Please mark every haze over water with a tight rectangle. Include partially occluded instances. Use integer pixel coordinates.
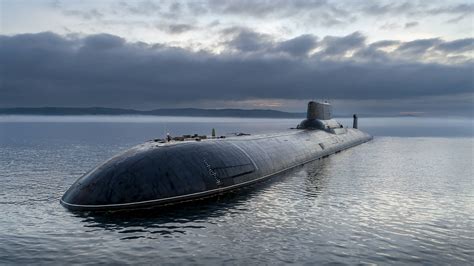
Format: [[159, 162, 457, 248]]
[[0, 116, 472, 264]]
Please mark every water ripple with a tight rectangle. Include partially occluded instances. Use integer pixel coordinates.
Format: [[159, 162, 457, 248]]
[[0, 124, 473, 264]]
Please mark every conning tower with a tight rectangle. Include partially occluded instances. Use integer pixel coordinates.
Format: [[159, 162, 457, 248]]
[[297, 101, 345, 134]]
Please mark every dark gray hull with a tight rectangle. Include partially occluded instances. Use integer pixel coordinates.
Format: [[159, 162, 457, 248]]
[[61, 128, 372, 211]]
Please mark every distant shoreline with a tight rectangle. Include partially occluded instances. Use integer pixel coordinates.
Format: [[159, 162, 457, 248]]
[[0, 107, 462, 118], [0, 107, 306, 118]]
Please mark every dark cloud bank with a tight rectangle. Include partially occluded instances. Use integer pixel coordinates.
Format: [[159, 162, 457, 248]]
[[0, 31, 473, 115]]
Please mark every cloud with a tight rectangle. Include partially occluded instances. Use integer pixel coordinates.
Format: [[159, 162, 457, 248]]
[[157, 23, 196, 34], [206, 0, 329, 17], [82, 33, 125, 49], [395, 38, 442, 56], [222, 28, 318, 56], [436, 38, 474, 53], [223, 28, 273, 52], [369, 40, 401, 49], [379, 23, 401, 30], [116, 1, 161, 16], [428, 3, 474, 15], [273, 34, 318, 56], [0, 32, 472, 112], [204, 1, 472, 25], [62, 9, 104, 20], [206, 0, 355, 27], [362, 2, 414, 15], [405, 21, 419, 28], [318, 32, 365, 56], [429, 3, 474, 23]]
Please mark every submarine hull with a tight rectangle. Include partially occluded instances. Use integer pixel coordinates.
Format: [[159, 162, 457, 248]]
[[61, 128, 372, 211]]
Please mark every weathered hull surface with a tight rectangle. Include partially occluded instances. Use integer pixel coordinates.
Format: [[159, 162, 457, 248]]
[[61, 129, 372, 211]]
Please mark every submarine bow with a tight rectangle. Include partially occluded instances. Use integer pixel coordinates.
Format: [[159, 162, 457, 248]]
[[61, 141, 257, 210]]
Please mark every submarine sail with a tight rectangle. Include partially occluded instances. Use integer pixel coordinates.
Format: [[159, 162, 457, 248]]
[[61, 101, 372, 211]]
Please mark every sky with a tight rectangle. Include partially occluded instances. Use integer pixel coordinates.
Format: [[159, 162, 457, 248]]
[[0, 0, 473, 115]]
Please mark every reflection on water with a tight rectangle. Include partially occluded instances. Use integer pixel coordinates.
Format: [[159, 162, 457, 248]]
[[75, 167, 314, 240], [0, 117, 473, 264], [301, 159, 328, 198]]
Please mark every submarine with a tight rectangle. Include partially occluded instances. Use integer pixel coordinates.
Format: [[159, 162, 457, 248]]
[[61, 101, 372, 211]]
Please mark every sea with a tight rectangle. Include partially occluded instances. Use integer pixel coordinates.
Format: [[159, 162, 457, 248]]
[[0, 115, 473, 265]]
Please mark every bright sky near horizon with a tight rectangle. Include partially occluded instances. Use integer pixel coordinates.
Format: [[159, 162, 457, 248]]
[[0, 0, 473, 115]]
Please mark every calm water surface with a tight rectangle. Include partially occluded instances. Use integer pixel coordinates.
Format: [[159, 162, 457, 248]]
[[0, 116, 473, 264]]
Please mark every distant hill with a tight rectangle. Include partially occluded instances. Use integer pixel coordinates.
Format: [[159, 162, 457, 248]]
[[0, 107, 306, 118]]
